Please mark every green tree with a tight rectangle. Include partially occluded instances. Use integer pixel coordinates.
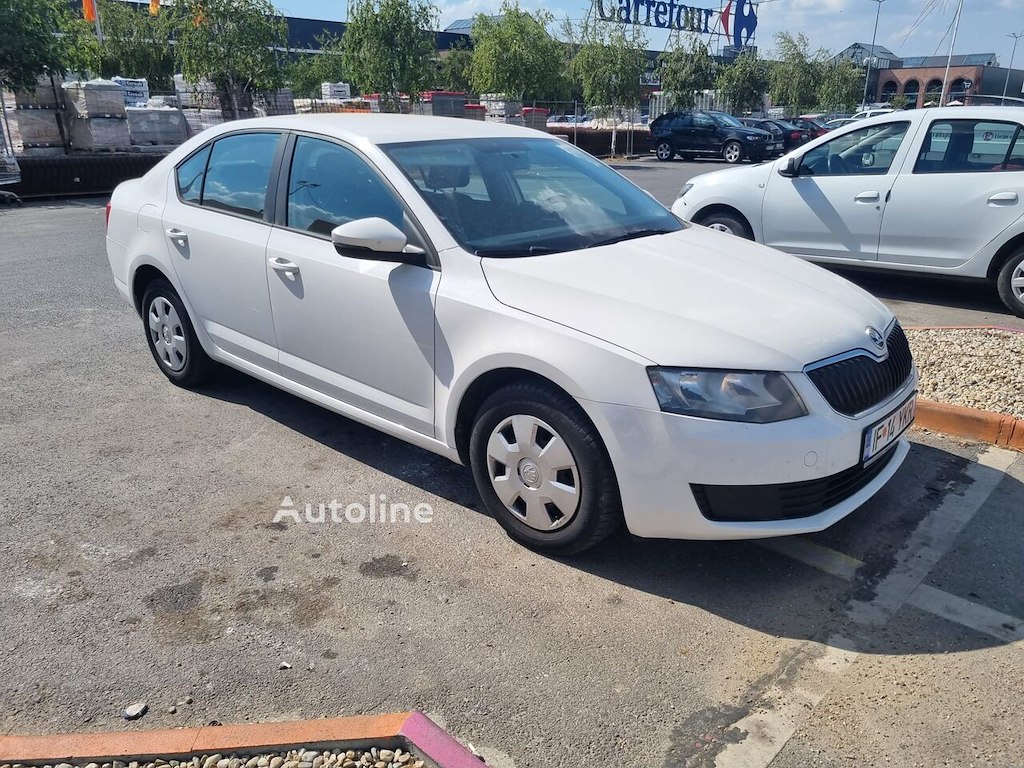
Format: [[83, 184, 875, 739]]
[[177, 0, 288, 117], [715, 50, 769, 115], [658, 34, 717, 110], [343, 0, 437, 109], [568, 16, 646, 114], [470, 1, 566, 101], [888, 93, 908, 110], [0, 0, 65, 91], [769, 32, 823, 116], [54, 4, 102, 78], [816, 58, 861, 113], [435, 42, 473, 93], [287, 33, 348, 98], [96, 0, 183, 91]]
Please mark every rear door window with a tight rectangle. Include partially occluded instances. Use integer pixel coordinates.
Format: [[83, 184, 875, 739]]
[[176, 145, 211, 204], [914, 120, 1023, 173], [200, 133, 281, 219]]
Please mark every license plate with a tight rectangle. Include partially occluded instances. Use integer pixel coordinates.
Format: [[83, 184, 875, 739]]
[[862, 393, 916, 464], [768, 143, 781, 151]]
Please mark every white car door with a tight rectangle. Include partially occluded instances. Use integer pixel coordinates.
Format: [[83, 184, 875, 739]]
[[761, 120, 913, 261], [162, 131, 283, 370], [265, 135, 438, 436], [878, 117, 1024, 267]]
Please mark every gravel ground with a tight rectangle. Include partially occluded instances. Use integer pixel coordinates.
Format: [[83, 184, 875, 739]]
[[906, 328, 1024, 419], [0, 748, 424, 768]]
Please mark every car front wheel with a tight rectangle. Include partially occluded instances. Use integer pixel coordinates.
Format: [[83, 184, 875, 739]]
[[655, 141, 675, 162], [696, 210, 753, 239], [996, 248, 1024, 318], [141, 278, 214, 387], [723, 141, 744, 164], [469, 381, 622, 554]]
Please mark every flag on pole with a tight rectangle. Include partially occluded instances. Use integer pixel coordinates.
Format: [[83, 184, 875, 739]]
[[149, 0, 160, 14], [82, 0, 97, 22]]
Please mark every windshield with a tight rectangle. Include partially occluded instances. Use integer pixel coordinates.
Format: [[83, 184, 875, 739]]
[[384, 138, 681, 256], [774, 120, 799, 131], [710, 111, 744, 128]]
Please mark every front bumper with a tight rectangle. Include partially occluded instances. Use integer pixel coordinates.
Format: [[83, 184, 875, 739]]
[[579, 371, 916, 540]]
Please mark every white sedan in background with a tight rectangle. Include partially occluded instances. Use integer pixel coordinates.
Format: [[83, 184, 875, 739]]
[[673, 107, 1024, 317], [106, 115, 915, 554]]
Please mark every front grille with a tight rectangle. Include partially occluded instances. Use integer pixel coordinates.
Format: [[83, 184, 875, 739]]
[[806, 323, 913, 417], [691, 445, 899, 522]]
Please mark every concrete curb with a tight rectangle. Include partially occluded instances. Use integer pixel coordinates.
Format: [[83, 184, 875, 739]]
[[0, 712, 482, 768], [916, 399, 1024, 452]]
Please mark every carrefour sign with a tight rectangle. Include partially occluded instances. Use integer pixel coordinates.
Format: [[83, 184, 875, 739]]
[[595, 0, 758, 48]]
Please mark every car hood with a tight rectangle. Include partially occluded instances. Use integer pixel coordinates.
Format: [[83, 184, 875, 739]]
[[480, 227, 893, 371]]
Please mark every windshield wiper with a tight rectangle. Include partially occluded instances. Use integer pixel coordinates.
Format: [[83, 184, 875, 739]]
[[475, 246, 564, 257], [585, 228, 674, 249]]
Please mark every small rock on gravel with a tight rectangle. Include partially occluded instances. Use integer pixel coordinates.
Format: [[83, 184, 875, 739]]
[[123, 702, 148, 721]]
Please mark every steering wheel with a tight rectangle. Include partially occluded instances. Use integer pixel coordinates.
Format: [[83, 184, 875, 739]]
[[827, 153, 850, 175]]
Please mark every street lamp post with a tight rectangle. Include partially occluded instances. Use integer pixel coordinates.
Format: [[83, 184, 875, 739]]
[[862, 0, 886, 109], [940, 0, 965, 105], [1004, 32, 1024, 101]]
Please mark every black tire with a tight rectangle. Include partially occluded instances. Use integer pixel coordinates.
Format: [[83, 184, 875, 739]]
[[695, 209, 754, 240], [655, 140, 675, 162], [722, 140, 744, 164], [996, 249, 1024, 318], [141, 278, 215, 388], [469, 381, 622, 555]]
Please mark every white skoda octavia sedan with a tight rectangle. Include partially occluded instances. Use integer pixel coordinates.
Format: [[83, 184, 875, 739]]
[[106, 115, 916, 554], [673, 107, 1024, 317]]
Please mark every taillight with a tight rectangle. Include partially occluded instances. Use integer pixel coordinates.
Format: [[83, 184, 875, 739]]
[[790, 131, 800, 140], [105, 200, 111, 231]]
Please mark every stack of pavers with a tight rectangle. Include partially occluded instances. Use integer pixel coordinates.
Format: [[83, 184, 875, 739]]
[[63, 80, 130, 151], [175, 75, 223, 136], [2, 76, 67, 155], [413, 91, 467, 118]]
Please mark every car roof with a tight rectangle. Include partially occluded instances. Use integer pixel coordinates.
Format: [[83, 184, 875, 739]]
[[194, 113, 554, 145], [854, 106, 1024, 126]]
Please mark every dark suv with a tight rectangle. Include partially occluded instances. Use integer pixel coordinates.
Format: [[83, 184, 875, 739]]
[[650, 110, 775, 164]]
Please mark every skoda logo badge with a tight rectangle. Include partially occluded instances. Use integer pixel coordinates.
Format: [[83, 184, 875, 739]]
[[866, 326, 885, 351]]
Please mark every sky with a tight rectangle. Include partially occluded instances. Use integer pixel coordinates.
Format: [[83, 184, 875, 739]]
[[272, 0, 1024, 66]]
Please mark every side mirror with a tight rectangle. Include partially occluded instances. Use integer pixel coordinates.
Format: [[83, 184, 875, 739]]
[[331, 218, 425, 265], [778, 156, 801, 178]]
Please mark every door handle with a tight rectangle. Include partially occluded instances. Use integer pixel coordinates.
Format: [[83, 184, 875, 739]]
[[269, 257, 300, 277], [988, 192, 1018, 205], [166, 228, 188, 246], [854, 191, 880, 203]]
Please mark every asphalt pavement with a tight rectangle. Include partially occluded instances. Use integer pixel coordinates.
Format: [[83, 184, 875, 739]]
[[0, 197, 1022, 768]]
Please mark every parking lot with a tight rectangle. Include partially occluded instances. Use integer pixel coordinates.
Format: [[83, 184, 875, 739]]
[[1, 193, 1022, 768]]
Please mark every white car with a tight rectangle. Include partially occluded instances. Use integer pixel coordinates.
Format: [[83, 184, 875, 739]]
[[673, 107, 1024, 317], [106, 115, 915, 554], [852, 107, 895, 120]]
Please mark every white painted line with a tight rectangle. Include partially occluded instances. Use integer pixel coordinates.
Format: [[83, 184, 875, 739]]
[[848, 445, 1017, 627], [723, 446, 1021, 768], [715, 639, 860, 768], [759, 537, 861, 581], [906, 584, 1024, 644]]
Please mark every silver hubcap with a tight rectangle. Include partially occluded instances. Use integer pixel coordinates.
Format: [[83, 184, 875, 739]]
[[725, 144, 741, 162], [708, 222, 734, 234], [148, 297, 187, 372], [1012, 263, 1024, 302], [486, 415, 580, 531], [657, 144, 671, 160]]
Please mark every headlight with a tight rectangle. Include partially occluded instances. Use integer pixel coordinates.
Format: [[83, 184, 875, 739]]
[[648, 368, 807, 423], [677, 182, 694, 199]]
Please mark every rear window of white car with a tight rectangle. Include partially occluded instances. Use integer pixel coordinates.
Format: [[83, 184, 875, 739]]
[[174, 132, 280, 219], [913, 120, 1024, 174]]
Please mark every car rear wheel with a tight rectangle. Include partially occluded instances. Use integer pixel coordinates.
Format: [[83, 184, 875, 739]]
[[695, 210, 753, 240], [655, 141, 675, 162], [142, 278, 215, 387], [469, 381, 622, 554], [996, 249, 1024, 318], [722, 141, 744, 164]]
